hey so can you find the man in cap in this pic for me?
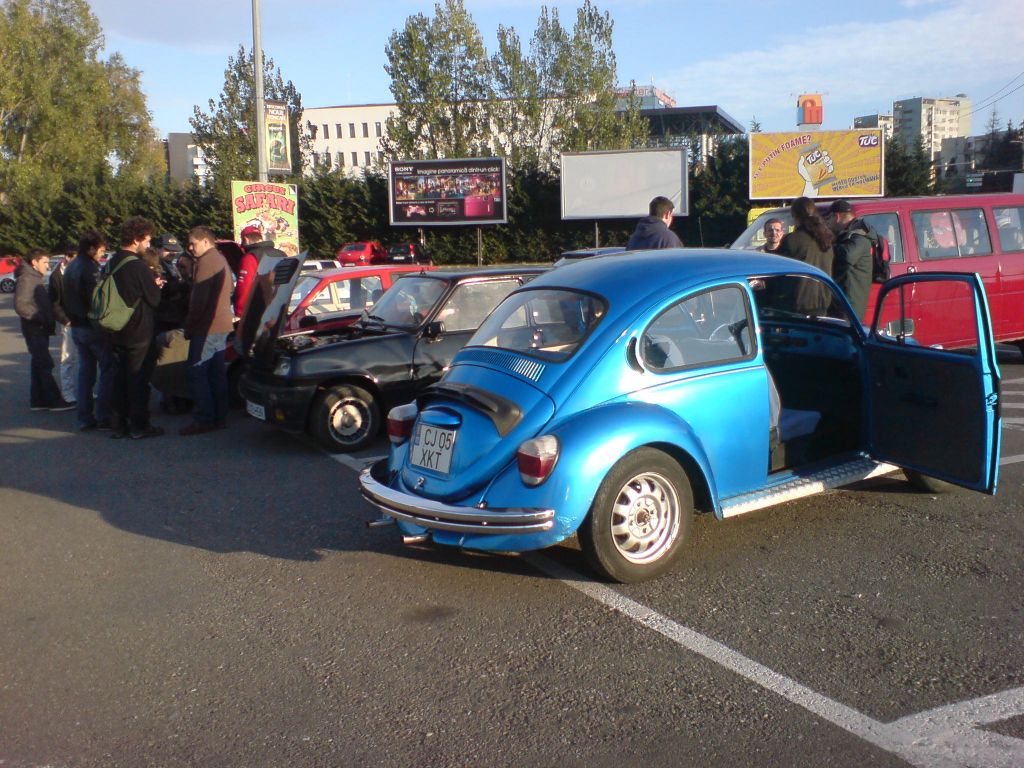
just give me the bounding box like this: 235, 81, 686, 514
826, 200, 877, 320
236, 225, 285, 319
151, 233, 189, 330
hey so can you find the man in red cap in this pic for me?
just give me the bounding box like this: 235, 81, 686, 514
235, 225, 285, 319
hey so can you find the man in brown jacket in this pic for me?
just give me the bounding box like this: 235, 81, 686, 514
181, 226, 234, 435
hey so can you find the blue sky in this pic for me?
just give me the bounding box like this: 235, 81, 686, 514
90, 0, 1024, 139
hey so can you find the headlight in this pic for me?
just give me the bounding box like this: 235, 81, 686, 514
273, 357, 292, 377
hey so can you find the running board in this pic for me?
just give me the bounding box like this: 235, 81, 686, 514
719, 457, 899, 518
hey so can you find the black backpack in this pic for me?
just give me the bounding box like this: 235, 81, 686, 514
870, 234, 891, 284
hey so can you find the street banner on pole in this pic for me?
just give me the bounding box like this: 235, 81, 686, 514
749, 130, 884, 200
264, 100, 292, 174
231, 180, 300, 256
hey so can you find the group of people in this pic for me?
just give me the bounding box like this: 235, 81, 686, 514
13, 216, 264, 439
626, 194, 876, 319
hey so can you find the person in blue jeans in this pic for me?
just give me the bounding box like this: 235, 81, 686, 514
180, 226, 234, 435
62, 230, 116, 430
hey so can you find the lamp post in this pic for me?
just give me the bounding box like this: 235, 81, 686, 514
252, 0, 268, 182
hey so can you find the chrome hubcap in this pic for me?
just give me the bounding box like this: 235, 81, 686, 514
610, 472, 679, 564
328, 398, 368, 442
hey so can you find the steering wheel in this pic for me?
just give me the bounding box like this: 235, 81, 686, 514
709, 318, 749, 344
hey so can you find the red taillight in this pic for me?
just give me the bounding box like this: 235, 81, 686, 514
517, 435, 559, 487
387, 403, 418, 444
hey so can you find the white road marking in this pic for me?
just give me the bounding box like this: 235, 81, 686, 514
330, 453, 384, 472
336, 443, 1024, 765
1002, 417, 1024, 425
526, 553, 1024, 768
1001, 377, 1024, 384
1000, 403, 1024, 409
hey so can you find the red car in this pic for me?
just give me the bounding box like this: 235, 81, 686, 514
283, 263, 433, 334
1, 254, 20, 293
336, 241, 387, 266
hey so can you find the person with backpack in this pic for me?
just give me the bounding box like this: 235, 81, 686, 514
826, 199, 877, 320
105, 216, 164, 439
14, 248, 74, 412
63, 230, 116, 430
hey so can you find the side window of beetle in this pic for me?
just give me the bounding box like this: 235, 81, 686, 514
642, 285, 755, 372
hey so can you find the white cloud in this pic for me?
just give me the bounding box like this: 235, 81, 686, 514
660, 0, 1024, 128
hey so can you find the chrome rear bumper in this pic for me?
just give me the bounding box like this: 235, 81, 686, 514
359, 462, 555, 535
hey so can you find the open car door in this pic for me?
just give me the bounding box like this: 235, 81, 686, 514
865, 273, 1000, 493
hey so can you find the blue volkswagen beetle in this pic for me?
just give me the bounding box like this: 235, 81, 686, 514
360, 249, 1001, 582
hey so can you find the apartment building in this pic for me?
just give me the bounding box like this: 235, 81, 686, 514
852, 113, 894, 142
302, 103, 395, 174
892, 95, 971, 161
166, 132, 211, 184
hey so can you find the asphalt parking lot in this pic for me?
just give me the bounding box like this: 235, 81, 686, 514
1, 300, 1021, 768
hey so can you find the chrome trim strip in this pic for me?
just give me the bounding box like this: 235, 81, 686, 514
359, 466, 555, 534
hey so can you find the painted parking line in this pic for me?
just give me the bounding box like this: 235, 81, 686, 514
527, 553, 1024, 768
1002, 377, 1024, 385
1000, 453, 1024, 466
329, 453, 383, 472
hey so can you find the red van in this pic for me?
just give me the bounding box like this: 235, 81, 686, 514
732, 193, 1024, 350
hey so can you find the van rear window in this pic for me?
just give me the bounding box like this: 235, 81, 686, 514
994, 207, 1024, 253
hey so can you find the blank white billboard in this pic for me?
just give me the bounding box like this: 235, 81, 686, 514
560, 148, 688, 219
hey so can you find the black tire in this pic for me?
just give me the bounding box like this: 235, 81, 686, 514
310, 384, 380, 453
0, 277, 14, 293
903, 468, 959, 494
579, 448, 694, 583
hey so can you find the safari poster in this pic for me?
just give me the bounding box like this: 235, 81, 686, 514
264, 100, 292, 174
231, 180, 300, 257
749, 130, 884, 200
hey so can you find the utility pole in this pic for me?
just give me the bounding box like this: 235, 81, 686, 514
253, 0, 268, 182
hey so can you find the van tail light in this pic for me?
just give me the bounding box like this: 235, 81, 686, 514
387, 403, 418, 445
517, 435, 560, 487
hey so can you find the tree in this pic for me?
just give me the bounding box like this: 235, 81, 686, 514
686, 136, 750, 246
0, 0, 161, 201
190, 44, 307, 192
884, 135, 932, 196
383, 0, 492, 160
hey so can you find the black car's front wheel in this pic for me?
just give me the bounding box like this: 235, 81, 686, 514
310, 384, 380, 453
579, 448, 693, 583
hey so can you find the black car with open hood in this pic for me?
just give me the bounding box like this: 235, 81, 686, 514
238, 265, 544, 452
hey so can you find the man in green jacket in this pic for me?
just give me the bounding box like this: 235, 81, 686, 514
827, 200, 876, 320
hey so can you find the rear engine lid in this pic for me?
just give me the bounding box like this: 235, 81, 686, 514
399, 367, 554, 500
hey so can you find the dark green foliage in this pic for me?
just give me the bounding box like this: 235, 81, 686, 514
884, 135, 933, 196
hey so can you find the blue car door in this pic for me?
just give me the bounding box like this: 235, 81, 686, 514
864, 273, 1000, 493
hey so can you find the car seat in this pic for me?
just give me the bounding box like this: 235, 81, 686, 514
767, 368, 820, 443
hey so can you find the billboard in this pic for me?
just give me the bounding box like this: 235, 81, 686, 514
231, 180, 300, 256
561, 149, 688, 219
749, 130, 884, 200
389, 158, 507, 226
264, 100, 292, 174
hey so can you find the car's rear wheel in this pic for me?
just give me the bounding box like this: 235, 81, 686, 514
310, 384, 380, 453
580, 448, 693, 583
0, 277, 14, 293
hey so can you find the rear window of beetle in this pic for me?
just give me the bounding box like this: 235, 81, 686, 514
469, 288, 606, 362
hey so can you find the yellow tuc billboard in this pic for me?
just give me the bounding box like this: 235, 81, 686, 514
749, 130, 884, 200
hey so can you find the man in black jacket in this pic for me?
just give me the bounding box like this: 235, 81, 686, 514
15, 249, 74, 411
48, 243, 78, 403
64, 230, 116, 430
627, 196, 684, 250
107, 216, 164, 439
827, 200, 876, 320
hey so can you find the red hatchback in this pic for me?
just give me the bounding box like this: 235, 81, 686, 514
336, 241, 387, 266
283, 263, 433, 334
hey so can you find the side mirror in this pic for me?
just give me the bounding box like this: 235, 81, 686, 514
298, 315, 318, 329
422, 320, 445, 340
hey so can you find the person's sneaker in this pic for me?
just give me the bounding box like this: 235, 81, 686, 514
95, 420, 113, 431
30, 403, 47, 411
110, 430, 129, 439
179, 422, 217, 436
130, 425, 165, 439
48, 399, 75, 412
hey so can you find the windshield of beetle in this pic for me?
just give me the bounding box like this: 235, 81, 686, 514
363, 275, 446, 327
468, 288, 607, 362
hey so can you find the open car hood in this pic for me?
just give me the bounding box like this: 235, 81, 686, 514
234, 251, 306, 365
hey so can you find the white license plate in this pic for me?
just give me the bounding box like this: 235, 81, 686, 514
410, 424, 457, 474
246, 400, 266, 421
